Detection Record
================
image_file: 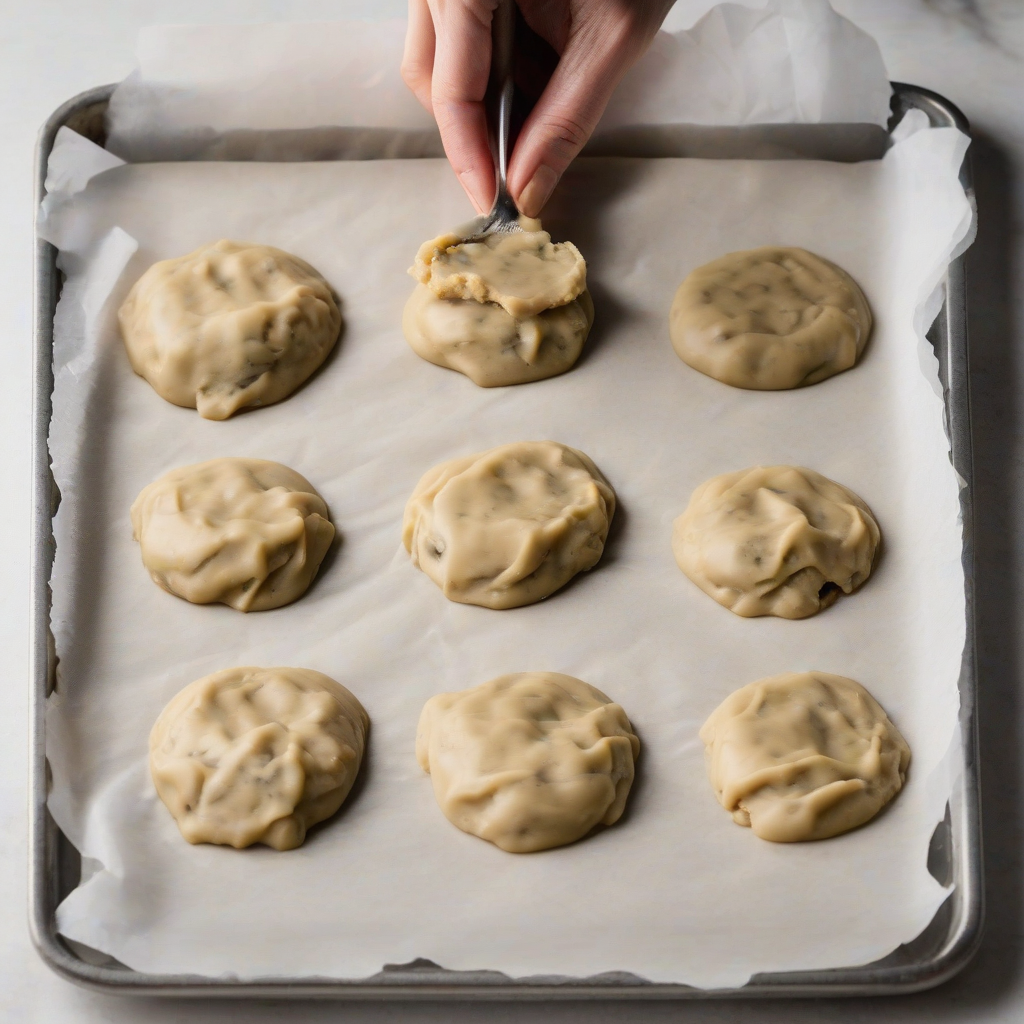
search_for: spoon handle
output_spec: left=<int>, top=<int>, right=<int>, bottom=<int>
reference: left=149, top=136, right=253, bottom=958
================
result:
left=491, top=0, right=516, bottom=207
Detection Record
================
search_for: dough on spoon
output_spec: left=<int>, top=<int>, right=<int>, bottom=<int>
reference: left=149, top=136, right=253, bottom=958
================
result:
left=669, top=246, right=872, bottom=390
left=131, top=457, right=335, bottom=612
left=412, top=225, right=587, bottom=318
left=700, top=671, right=910, bottom=842
left=150, top=666, right=368, bottom=850
left=417, top=672, right=640, bottom=853
left=118, top=240, right=342, bottom=419
left=672, top=465, right=879, bottom=619
left=403, top=441, right=615, bottom=609
left=402, top=283, right=593, bottom=387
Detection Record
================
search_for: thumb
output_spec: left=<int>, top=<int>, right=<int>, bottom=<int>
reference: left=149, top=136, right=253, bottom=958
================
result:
left=507, top=6, right=661, bottom=217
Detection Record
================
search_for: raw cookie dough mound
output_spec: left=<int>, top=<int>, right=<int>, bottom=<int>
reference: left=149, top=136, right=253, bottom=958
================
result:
left=118, top=240, right=342, bottom=419
left=402, top=283, right=594, bottom=387
left=417, top=672, right=640, bottom=852
left=150, top=666, right=368, bottom=850
left=673, top=465, right=879, bottom=619
left=412, top=224, right=587, bottom=318
left=403, top=441, right=616, bottom=609
left=700, top=671, right=910, bottom=842
left=669, top=246, right=872, bottom=390
left=131, top=457, right=335, bottom=612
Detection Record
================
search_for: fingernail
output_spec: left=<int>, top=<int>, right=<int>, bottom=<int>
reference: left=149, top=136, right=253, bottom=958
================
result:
left=518, top=165, right=559, bottom=218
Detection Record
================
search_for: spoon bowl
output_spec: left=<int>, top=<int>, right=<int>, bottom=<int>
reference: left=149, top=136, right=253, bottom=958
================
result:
left=458, top=0, right=523, bottom=243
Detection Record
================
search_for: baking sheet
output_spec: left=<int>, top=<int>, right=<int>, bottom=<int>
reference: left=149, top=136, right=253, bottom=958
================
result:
left=37, top=112, right=972, bottom=987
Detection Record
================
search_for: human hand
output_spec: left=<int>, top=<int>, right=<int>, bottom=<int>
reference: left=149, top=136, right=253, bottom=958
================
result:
left=402, top=0, right=674, bottom=217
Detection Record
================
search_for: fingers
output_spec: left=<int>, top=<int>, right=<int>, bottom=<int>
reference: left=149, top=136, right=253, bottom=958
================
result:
left=429, top=1, right=498, bottom=213
left=401, top=0, right=669, bottom=217
left=407, top=0, right=499, bottom=214
left=510, top=2, right=669, bottom=216
left=401, top=0, right=437, bottom=114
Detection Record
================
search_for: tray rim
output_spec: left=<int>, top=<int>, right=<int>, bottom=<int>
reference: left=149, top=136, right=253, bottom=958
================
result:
left=28, top=80, right=984, bottom=1000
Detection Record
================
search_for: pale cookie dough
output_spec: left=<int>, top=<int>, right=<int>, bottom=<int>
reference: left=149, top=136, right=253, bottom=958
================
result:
left=131, top=458, right=335, bottom=612
left=403, top=441, right=615, bottom=609
left=669, top=246, right=872, bottom=390
left=118, top=240, right=342, bottom=420
left=700, top=671, right=910, bottom=842
left=673, top=465, right=880, bottom=619
left=402, top=283, right=594, bottom=387
left=417, top=672, right=640, bottom=853
left=150, top=666, right=368, bottom=850
left=412, top=225, right=587, bottom=318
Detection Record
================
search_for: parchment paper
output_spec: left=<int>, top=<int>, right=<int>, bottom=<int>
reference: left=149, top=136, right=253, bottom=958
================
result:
left=106, top=0, right=891, bottom=162
left=38, top=3, right=974, bottom=989
left=39, top=118, right=971, bottom=987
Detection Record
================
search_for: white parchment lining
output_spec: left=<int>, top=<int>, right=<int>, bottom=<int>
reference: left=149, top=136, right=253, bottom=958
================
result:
left=40, top=119, right=971, bottom=988
left=38, top=3, right=974, bottom=990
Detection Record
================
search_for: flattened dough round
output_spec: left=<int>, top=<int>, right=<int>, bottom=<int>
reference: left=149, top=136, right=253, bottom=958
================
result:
left=118, top=240, right=342, bottom=420
left=700, top=671, right=910, bottom=842
left=402, top=441, right=615, bottom=609
left=150, top=666, right=368, bottom=850
left=672, top=465, right=879, bottom=619
left=131, top=457, right=335, bottom=612
left=402, top=283, right=594, bottom=387
left=669, top=246, right=872, bottom=390
left=417, top=672, right=640, bottom=853
left=412, top=226, right=587, bottom=318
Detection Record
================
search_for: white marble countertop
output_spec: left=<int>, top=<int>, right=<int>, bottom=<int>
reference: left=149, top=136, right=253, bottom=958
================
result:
left=2, top=1, right=1021, bottom=1020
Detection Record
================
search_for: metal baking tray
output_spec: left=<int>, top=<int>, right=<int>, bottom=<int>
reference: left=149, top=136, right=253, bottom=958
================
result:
left=29, top=81, right=983, bottom=999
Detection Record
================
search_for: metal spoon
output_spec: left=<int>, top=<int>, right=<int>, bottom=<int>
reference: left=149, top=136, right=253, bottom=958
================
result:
left=458, top=0, right=523, bottom=242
